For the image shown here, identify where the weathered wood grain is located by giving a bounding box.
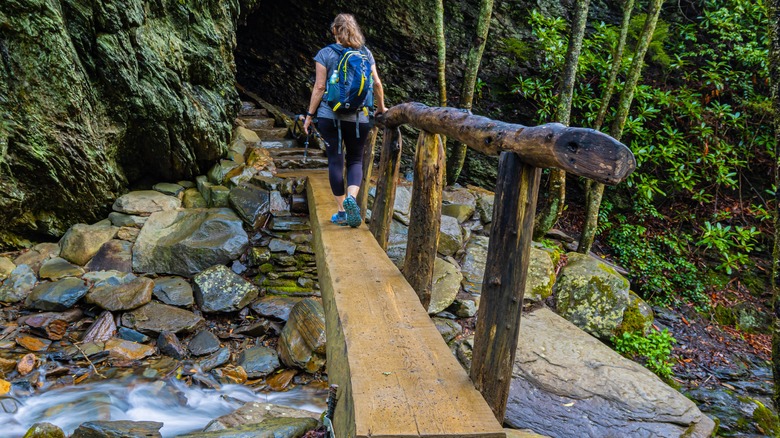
[470,152,541,421]
[382,102,634,185]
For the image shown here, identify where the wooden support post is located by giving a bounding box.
[470,152,541,422]
[402,131,444,309]
[369,127,402,250]
[357,127,379,223]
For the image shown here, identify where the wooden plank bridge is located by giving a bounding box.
[286,103,635,438]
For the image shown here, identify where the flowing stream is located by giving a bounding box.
[0,378,327,437]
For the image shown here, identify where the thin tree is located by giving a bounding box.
[769,0,780,410]
[436,0,447,109]
[577,0,636,253]
[533,0,592,239]
[445,0,494,185]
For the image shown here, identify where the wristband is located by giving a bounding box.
[306,111,315,117]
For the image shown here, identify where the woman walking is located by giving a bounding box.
[302,13,387,227]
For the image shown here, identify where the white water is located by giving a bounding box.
[0,379,327,437]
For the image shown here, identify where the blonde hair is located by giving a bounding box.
[331,14,365,49]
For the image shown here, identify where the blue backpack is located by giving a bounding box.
[326,44,373,115]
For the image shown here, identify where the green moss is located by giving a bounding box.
[713,304,736,326]
[752,401,780,436]
[259,263,274,274]
[617,305,647,336]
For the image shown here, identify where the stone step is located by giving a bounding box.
[261,139,298,149]
[253,127,289,140]
[239,107,269,118]
[240,117,275,130]
[269,147,326,158]
[274,156,328,169]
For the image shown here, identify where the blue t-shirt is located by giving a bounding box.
[314,44,376,123]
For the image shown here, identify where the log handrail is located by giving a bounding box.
[366,101,636,424]
[381,102,635,185]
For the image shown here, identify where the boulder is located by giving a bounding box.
[188,330,221,356]
[153,276,194,307]
[181,418,317,438]
[193,265,259,312]
[204,402,320,432]
[428,258,462,314]
[277,298,326,372]
[38,257,84,280]
[443,186,477,208]
[85,277,154,311]
[108,212,148,228]
[0,257,16,279]
[112,190,181,216]
[14,243,60,275]
[132,209,248,276]
[84,239,133,273]
[71,421,162,438]
[461,236,489,295]
[121,302,203,335]
[505,308,715,438]
[238,346,280,378]
[392,184,413,225]
[25,277,90,311]
[59,223,119,266]
[22,422,66,438]
[555,252,631,339]
[209,185,231,208]
[475,190,495,224]
[523,247,556,302]
[0,264,38,303]
[438,215,463,257]
[153,182,184,197]
[182,188,208,208]
[442,204,475,223]
[229,184,270,227]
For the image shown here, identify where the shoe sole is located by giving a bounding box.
[343,197,361,228]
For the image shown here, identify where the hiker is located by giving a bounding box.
[302,13,387,228]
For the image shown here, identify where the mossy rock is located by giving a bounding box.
[617,292,654,335]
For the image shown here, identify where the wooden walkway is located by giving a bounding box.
[300,169,505,438]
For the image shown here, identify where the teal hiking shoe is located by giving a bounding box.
[343,196,361,228]
[331,211,347,226]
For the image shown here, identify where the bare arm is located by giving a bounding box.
[371,64,387,114]
[303,62,328,133]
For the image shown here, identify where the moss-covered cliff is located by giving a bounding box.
[0,0,239,249]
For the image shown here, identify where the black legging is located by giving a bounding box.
[316,118,370,197]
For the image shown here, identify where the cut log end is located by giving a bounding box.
[553,127,636,185]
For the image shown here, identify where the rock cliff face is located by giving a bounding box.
[0,0,239,248]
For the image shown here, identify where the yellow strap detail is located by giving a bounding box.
[333,103,342,111]
[358,75,365,96]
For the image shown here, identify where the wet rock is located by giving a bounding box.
[59,223,119,265]
[118,327,149,344]
[229,184,270,227]
[121,302,203,335]
[231,260,247,275]
[208,160,240,185]
[555,252,631,339]
[83,270,135,286]
[235,319,283,337]
[17,353,36,375]
[0,257,16,279]
[209,185,230,208]
[442,204,475,223]
[433,317,462,343]
[250,175,283,192]
[38,257,84,280]
[248,247,272,267]
[505,308,715,438]
[116,227,140,242]
[213,364,248,385]
[182,188,208,209]
[22,422,66,438]
[0,264,38,303]
[238,346,280,378]
[199,347,231,372]
[0,357,16,375]
[193,265,259,313]
[449,299,477,318]
[112,190,181,216]
[157,331,188,359]
[71,420,163,438]
[82,311,117,343]
[269,191,290,216]
[289,232,312,244]
[277,298,326,372]
[16,335,51,352]
[428,258,462,314]
[14,244,59,275]
[268,238,296,255]
[269,217,309,232]
[26,277,90,311]
[153,182,184,197]
[86,277,154,311]
[85,240,133,273]
[266,369,297,391]
[523,247,556,302]
[104,339,155,361]
[133,209,249,276]
[438,215,463,257]
[204,402,319,432]
[461,236,489,295]
[185,417,317,437]
[251,296,304,322]
[153,276,194,307]
[188,330,221,356]
[108,212,148,228]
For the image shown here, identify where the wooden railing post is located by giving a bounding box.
[369,127,402,249]
[401,131,444,309]
[470,151,541,422]
[357,127,379,224]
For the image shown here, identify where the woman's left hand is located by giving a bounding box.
[303,115,312,134]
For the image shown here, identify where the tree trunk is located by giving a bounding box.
[533,0,591,240]
[471,152,541,421]
[768,0,780,411]
[369,127,402,249]
[436,0,447,109]
[402,131,444,309]
[578,0,635,253]
[383,103,635,185]
[445,0,494,185]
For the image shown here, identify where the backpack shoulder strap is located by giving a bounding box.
[328,44,346,56]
